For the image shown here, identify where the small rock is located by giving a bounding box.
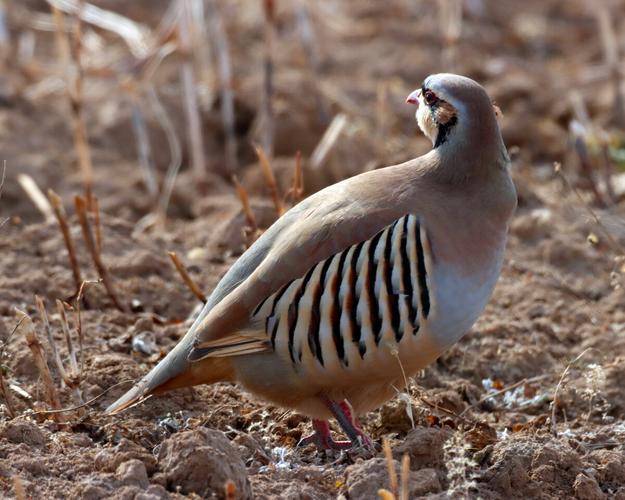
[157,428,251,498]
[345,457,395,499]
[132,331,158,355]
[116,459,149,489]
[94,439,157,474]
[573,473,606,500]
[136,484,171,500]
[345,458,442,499]
[378,399,414,434]
[408,468,442,498]
[113,485,143,500]
[133,316,154,332]
[393,427,449,468]
[80,483,111,500]
[0,419,46,447]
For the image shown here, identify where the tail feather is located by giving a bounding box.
[106,331,234,415]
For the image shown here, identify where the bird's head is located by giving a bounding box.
[406,73,501,150]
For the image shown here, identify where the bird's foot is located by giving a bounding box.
[324,398,375,451]
[297,419,353,451]
[297,398,376,453]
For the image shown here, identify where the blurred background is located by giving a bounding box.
[3,1,625,498]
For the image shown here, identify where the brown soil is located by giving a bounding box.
[2,0,625,498]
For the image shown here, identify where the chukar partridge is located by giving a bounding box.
[107,74,516,450]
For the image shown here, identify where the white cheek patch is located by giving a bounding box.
[416,100,438,145]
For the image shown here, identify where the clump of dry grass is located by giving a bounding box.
[0,316,27,418]
[15,309,65,420]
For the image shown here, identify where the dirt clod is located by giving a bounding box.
[392,427,449,469]
[156,428,252,498]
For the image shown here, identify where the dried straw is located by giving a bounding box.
[167,251,207,303]
[206,0,237,170]
[177,0,206,179]
[48,189,83,293]
[16,309,64,419]
[254,144,284,216]
[75,195,126,312]
[16,174,54,222]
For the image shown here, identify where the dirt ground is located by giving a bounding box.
[2,0,625,498]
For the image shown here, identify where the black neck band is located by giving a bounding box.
[434,116,458,148]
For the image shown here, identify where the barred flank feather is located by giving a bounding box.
[253,214,432,371]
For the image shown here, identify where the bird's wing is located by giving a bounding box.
[186,162,424,358]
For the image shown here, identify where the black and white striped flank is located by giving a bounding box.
[252,214,432,371]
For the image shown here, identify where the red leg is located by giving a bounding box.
[298,397,374,451]
[297,419,353,450]
[325,398,373,449]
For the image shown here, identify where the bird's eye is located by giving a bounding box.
[423,89,437,105]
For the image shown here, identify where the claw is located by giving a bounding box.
[297,419,353,451]
[297,397,376,453]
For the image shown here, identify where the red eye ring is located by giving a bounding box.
[423,89,437,105]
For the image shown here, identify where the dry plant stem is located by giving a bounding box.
[188,0,213,109]
[554,163,625,257]
[35,295,69,385]
[56,300,79,376]
[149,85,182,225]
[206,0,237,170]
[48,189,83,293]
[47,0,152,58]
[284,151,304,204]
[178,0,206,179]
[75,195,127,312]
[551,348,594,436]
[0,372,14,418]
[600,143,616,204]
[310,113,347,170]
[51,3,94,202]
[0,0,9,61]
[224,479,237,500]
[92,195,102,255]
[233,175,257,230]
[75,280,98,378]
[0,160,5,200]
[168,252,207,303]
[13,476,27,500]
[294,0,328,123]
[596,5,625,128]
[0,161,6,228]
[33,378,135,416]
[0,317,27,418]
[254,144,284,216]
[400,454,410,500]
[16,309,64,419]
[260,0,276,157]
[378,490,394,500]
[383,438,398,497]
[16,173,54,222]
[572,137,606,207]
[130,100,159,200]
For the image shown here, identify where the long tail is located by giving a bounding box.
[106,330,234,415]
